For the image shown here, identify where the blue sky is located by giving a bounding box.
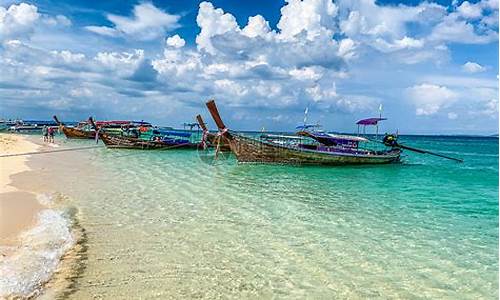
[0,0,498,134]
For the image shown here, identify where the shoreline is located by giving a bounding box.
[0,133,79,299]
[0,134,42,245]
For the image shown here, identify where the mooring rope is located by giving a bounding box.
[0,145,103,158]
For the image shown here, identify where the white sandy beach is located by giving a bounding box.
[0,133,76,299]
[0,133,41,245]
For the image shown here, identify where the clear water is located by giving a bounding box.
[34,135,499,298]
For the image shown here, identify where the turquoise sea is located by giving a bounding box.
[18,135,500,298]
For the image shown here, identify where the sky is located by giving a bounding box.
[0,0,498,134]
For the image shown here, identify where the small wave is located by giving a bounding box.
[0,207,75,299]
[36,193,54,206]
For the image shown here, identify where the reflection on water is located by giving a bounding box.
[27,136,499,298]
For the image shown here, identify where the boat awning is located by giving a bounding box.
[261,133,304,140]
[95,120,132,126]
[156,130,192,137]
[295,124,322,130]
[325,133,368,142]
[297,131,367,146]
[356,117,387,126]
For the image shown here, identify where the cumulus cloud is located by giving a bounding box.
[242,15,272,38]
[457,1,483,19]
[166,34,185,48]
[85,3,180,40]
[428,0,499,44]
[339,1,444,48]
[429,17,498,44]
[0,0,498,132]
[462,61,486,73]
[406,84,458,115]
[277,0,338,41]
[0,3,39,40]
[336,0,498,67]
[151,0,356,113]
[195,2,239,54]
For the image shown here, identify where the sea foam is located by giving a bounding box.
[0,205,75,298]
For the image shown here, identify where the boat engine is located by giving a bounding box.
[383,134,398,147]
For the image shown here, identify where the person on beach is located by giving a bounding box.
[48,126,55,143]
[42,125,48,142]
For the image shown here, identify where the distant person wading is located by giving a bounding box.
[42,125,48,142]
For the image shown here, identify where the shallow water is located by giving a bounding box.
[21,135,500,298]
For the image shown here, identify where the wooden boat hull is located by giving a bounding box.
[205,133,231,151]
[99,133,198,150]
[204,99,400,165]
[227,134,401,165]
[61,126,96,139]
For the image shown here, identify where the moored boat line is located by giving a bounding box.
[4,102,463,163]
[53,115,154,139]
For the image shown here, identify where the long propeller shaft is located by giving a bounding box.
[397,144,463,162]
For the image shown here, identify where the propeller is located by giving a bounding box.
[382,134,463,162]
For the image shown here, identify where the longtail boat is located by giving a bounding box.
[204,100,400,165]
[54,116,95,139]
[53,116,152,139]
[204,100,463,165]
[89,118,199,150]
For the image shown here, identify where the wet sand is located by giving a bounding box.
[0,192,43,246]
[0,134,41,245]
[0,134,81,299]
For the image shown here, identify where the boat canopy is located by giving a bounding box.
[325,133,367,142]
[261,133,304,140]
[356,117,387,126]
[23,120,59,126]
[297,130,367,147]
[295,124,322,130]
[154,129,192,138]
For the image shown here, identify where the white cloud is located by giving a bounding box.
[242,15,271,38]
[0,0,497,133]
[406,84,458,115]
[51,50,85,64]
[85,3,180,40]
[457,1,483,19]
[196,1,239,54]
[462,61,486,73]
[373,36,424,52]
[339,1,444,41]
[85,25,119,37]
[0,3,39,40]
[429,17,498,44]
[69,87,93,97]
[479,98,499,116]
[152,1,356,112]
[166,34,185,48]
[95,50,144,68]
[337,38,357,60]
[289,67,323,81]
[43,14,71,27]
[277,0,338,41]
[306,83,337,101]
